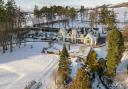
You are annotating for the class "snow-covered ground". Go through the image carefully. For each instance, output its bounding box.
[0,41,91,89]
[94,46,107,60]
[0,42,59,89]
[116,51,128,88]
[92,74,106,89]
[0,39,126,89]
[117,51,128,73]
[70,57,81,78]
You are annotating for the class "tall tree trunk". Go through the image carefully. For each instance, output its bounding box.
[72,19,73,28]
[2,42,6,53]
[10,35,13,52]
[59,16,61,28]
[10,22,13,52]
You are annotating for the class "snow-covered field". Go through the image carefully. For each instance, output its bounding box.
[0,42,59,89]
[0,40,126,89]
[0,42,88,89]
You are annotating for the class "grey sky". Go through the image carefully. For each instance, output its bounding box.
[6,0,128,11]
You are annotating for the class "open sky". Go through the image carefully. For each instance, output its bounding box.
[9,0,128,11]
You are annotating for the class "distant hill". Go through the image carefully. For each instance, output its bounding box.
[110,2,128,8]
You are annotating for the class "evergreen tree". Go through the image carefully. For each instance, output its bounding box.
[69,7,76,28]
[89,10,97,30]
[61,45,69,58]
[6,0,16,25]
[86,50,99,72]
[34,5,41,26]
[98,5,109,25]
[58,45,70,85]
[99,5,117,31]
[0,0,6,53]
[0,0,4,22]
[79,6,85,22]
[5,0,16,52]
[106,29,124,77]
[106,10,117,31]
[71,68,92,89]
[0,0,26,53]
[98,58,106,77]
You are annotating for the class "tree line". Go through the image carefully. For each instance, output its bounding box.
[33,5,105,29]
[33,4,123,31]
[0,0,26,53]
[34,5,77,29]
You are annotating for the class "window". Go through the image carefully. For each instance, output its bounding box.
[87,40,90,44]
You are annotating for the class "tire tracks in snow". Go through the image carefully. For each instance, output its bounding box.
[0,66,25,89]
[0,55,59,89]
[38,55,59,89]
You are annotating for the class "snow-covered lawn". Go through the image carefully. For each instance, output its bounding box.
[94,46,107,60]
[70,57,81,78]
[117,51,128,73]
[0,42,59,89]
[92,74,106,89]
[0,41,112,89]
[116,51,128,88]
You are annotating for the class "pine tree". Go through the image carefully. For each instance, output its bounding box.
[61,45,69,58]
[5,0,16,52]
[34,5,41,26]
[0,0,6,53]
[86,50,99,72]
[0,0,26,53]
[58,45,70,85]
[0,0,4,21]
[106,29,124,77]
[89,10,97,29]
[79,6,85,22]
[99,5,117,31]
[98,5,109,25]
[106,10,117,31]
[98,58,106,77]
[69,7,76,28]
[71,68,92,89]
[6,0,16,25]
